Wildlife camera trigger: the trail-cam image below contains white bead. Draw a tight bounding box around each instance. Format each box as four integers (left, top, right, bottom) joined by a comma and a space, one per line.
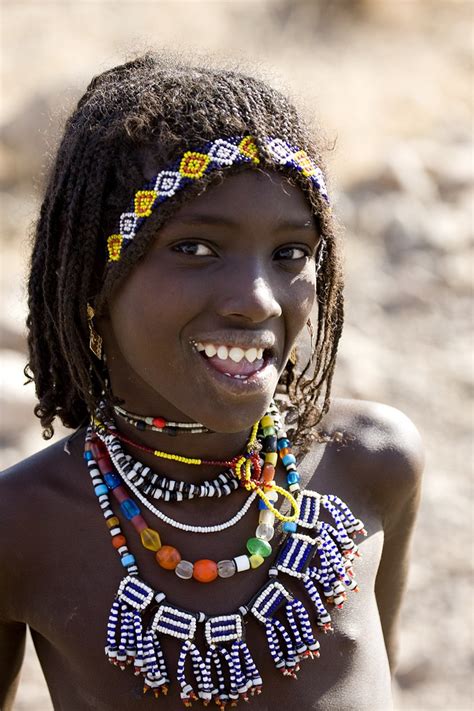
255, 523, 274, 541
233, 555, 251, 572
259, 509, 275, 525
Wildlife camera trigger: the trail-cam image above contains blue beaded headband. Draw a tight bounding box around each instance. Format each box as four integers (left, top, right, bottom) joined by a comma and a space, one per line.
107, 135, 329, 263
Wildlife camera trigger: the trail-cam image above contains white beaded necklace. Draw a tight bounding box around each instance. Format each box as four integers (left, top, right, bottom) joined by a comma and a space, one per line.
98, 429, 259, 533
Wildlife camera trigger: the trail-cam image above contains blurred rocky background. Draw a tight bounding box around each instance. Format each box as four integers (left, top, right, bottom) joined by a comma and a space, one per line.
0, 1, 472, 709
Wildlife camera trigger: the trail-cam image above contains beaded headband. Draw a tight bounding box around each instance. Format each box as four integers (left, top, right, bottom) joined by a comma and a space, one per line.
106, 135, 329, 263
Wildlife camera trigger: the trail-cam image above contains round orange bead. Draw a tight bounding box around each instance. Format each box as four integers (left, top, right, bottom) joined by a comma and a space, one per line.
112, 535, 126, 549
263, 463, 275, 484
192, 559, 218, 583
155, 545, 181, 570
279, 447, 290, 458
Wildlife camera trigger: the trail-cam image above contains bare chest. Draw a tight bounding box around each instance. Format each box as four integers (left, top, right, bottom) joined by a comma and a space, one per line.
22, 462, 391, 711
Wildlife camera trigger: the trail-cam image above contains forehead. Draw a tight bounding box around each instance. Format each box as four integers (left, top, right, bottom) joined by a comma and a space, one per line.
167, 170, 315, 228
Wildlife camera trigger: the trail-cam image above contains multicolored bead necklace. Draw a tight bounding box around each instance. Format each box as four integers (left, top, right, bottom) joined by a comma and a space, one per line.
89, 408, 300, 580
85, 403, 366, 707
113, 403, 210, 435
92, 409, 261, 501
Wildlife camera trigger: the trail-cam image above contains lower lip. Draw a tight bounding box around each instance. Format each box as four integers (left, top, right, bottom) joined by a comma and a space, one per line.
195, 351, 278, 396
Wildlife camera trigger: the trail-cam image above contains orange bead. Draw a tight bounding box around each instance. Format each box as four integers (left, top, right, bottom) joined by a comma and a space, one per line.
263, 463, 275, 484
155, 545, 181, 570
193, 559, 218, 583
279, 448, 290, 458
112, 535, 126, 549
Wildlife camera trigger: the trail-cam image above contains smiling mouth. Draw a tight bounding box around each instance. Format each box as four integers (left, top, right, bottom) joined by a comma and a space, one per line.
193, 341, 272, 380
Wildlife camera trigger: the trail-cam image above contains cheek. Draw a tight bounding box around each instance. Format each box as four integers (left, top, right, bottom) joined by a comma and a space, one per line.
287, 269, 317, 328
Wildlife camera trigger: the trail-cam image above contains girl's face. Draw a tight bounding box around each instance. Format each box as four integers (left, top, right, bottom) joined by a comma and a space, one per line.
100, 170, 320, 432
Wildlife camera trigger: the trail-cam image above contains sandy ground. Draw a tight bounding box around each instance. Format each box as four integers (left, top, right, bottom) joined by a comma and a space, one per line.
1, 2, 472, 710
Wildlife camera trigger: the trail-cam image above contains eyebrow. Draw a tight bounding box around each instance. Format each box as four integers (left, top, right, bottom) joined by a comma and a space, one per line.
171, 214, 316, 230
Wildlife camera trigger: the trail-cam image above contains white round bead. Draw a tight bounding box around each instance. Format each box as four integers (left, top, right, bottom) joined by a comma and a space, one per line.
233, 555, 251, 572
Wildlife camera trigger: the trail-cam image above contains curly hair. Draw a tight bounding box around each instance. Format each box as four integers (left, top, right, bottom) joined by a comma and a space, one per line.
25, 52, 344, 449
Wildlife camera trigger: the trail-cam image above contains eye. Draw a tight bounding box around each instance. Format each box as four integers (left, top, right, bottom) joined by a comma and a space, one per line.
171, 241, 216, 257
274, 246, 311, 261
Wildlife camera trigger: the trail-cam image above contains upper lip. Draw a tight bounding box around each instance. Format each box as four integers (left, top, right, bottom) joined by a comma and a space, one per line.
190, 331, 277, 352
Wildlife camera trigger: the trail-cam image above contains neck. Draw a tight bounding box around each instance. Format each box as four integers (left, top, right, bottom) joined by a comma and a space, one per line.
108, 414, 256, 485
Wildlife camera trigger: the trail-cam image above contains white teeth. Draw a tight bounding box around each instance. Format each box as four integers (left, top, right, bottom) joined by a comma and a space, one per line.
229, 347, 245, 363
197, 342, 267, 362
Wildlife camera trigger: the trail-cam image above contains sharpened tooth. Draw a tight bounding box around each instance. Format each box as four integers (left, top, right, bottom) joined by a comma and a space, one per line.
217, 345, 229, 360
204, 344, 217, 357
256, 348, 264, 360
245, 348, 258, 363
229, 347, 245, 363
196, 342, 205, 352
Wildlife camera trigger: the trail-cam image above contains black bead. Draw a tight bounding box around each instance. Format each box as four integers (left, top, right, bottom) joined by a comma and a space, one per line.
263, 435, 277, 452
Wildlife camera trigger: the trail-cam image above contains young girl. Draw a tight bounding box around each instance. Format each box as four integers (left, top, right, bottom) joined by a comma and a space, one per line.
0, 54, 423, 710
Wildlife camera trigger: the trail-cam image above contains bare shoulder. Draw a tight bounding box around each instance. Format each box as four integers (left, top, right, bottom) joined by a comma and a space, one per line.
0, 432, 85, 617
312, 398, 424, 524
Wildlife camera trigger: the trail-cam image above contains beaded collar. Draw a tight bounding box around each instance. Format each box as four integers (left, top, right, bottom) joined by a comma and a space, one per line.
106, 135, 329, 263
85, 406, 365, 707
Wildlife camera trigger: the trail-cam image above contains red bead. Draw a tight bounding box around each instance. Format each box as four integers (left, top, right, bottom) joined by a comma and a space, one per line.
155, 545, 181, 570
263, 463, 275, 484
152, 417, 167, 429
112, 535, 126, 549
130, 514, 148, 532
112, 485, 129, 503
193, 559, 218, 583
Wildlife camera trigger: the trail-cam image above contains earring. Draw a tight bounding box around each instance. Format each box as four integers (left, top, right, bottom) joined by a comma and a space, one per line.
87, 303, 103, 359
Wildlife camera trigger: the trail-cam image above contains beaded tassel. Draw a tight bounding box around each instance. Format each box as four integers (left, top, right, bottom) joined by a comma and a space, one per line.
177, 640, 212, 706
250, 581, 320, 678
203, 615, 262, 706
105, 576, 155, 671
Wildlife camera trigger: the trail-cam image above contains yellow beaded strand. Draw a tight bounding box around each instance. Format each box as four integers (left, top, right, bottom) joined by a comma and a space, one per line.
152, 450, 202, 465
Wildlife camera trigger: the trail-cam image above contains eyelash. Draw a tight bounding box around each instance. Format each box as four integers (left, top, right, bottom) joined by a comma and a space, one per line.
171, 241, 312, 261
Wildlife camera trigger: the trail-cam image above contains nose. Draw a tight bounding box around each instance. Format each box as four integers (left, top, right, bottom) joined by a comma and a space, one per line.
216, 273, 282, 323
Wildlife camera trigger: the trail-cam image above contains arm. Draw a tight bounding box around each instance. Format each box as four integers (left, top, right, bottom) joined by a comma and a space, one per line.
0, 467, 28, 708
372, 406, 424, 673
0, 619, 26, 710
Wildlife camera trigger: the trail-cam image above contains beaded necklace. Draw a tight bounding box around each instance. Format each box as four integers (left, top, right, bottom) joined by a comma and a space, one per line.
113, 404, 210, 435
93, 410, 260, 501
85, 407, 366, 706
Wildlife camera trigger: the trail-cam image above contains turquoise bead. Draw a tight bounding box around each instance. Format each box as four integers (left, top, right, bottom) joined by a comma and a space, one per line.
121, 499, 140, 520
277, 438, 290, 450
94, 484, 108, 496
282, 522, 297, 533
246, 537, 272, 558
84, 451, 93, 461
282, 453, 296, 467
286, 471, 300, 485
121, 554, 136, 568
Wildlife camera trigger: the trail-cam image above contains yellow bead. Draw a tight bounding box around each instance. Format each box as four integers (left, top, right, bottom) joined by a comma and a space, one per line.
260, 415, 274, 428
140, 527, 162, 551
106, 516, 119, 529
249, 554, 264, 569
264, 452, 278, 466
